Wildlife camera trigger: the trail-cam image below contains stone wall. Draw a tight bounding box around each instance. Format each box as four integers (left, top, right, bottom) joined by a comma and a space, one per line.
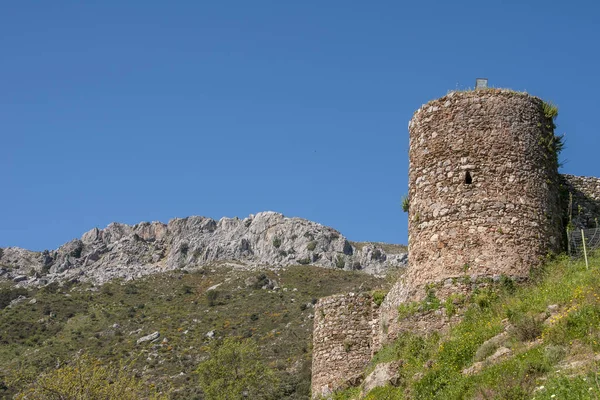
562, 174, 600, 230
311, 293, 379, 399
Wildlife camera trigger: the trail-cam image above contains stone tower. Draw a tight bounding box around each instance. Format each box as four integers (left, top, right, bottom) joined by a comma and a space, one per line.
392, 89, 563, 305
311, 90, 600, 397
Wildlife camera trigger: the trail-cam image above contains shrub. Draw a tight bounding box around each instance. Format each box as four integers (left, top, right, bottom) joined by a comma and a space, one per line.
179, 242, 189, 256
70, 245, 83, 259
207, 290, 220, 307
372, 290, 387, 307
297, 258, 310, 265
196, 337, 278, 400
423, 288, 441, 311
371, 249, 383, 261
513, 314, 542, 342
0, 287, 28, 309
272, 237, 282, 248
444, 300, 456, 317
397, 302, 420, 319
13, 353, 167, 400
252, 274, 270, 290
335, 255, 345, 269
500, 274, 516, 294
401, 195, 409, 213
306, 241, 317, 251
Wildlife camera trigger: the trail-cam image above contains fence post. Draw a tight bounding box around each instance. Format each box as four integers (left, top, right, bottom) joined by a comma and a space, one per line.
581, 229, 589, 270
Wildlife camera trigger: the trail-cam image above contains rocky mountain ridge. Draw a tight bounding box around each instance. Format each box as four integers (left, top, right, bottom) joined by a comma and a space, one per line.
0, 211, 407, 286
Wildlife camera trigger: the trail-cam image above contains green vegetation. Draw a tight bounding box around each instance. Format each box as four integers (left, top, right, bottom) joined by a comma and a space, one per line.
401, 195, 409, 213
0, 285, 28, 309
10, 353, 166, 400
333, 253, 600, 399
542, 101, 559, 120
372, 290, 387, 307
0, 265, 385, 399
540, 100, 565, 170
396, 287, 443, 319
272, 237, 282, 248
307, 241, 317, 251
196, 337, 278, 400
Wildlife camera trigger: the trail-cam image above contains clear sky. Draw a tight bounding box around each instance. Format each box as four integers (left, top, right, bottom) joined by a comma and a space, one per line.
1, 1, 599, 251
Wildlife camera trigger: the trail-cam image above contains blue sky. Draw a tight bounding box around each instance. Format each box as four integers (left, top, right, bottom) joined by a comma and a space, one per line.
1, 1, 598, 251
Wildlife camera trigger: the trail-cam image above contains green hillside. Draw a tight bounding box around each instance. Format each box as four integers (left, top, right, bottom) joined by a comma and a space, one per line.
334, 253, 600, 400
0, 265, 387, 399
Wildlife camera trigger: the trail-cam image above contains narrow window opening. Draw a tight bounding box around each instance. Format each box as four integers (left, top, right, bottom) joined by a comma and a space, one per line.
465, 171, 472, 184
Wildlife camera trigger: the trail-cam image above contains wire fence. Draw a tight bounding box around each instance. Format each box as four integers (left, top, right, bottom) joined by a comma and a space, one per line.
568, 227, 600, 261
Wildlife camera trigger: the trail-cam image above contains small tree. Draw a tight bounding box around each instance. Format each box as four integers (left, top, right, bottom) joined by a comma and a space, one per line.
196, 337, 278, 400
13, 353, 167, 399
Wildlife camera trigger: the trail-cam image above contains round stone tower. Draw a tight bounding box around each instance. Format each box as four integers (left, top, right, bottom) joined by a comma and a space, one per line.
402, 89, 563, 301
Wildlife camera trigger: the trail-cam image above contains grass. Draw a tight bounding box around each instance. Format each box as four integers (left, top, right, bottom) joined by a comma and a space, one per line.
332, 252, 600, 399
0, 265, 386, 400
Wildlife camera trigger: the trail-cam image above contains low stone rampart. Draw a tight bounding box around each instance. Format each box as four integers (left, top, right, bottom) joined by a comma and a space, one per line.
562, 174, 600, 229
311, 293, 379, 398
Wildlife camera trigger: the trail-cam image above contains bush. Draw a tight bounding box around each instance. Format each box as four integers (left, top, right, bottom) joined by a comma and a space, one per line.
179, 242, 189, 256
398, 301, 421, 319
196, 337, 278, 400
401, 195, 409, 213
371, 249, 383, 261
13, 353, 167, 400
0, 287, 29, 309
306, 241, 317, 251
513, 314, 542, 342
207, 290, 220, 307
272, 237, 282, 248
251, 274, 271, 290
69, 243, 83, 259
335, 255, 345, 269
372, 290, 387, 307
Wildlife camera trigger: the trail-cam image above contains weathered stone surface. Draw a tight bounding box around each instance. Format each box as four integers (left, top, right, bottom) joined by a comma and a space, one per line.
562, 174, 600, 230
463, 346, 512, 375
311, 293, 380, 398
137, 331, 160, 344
0, 212, 407, 286
362, 361, 402, 394
401, 90, 563, 302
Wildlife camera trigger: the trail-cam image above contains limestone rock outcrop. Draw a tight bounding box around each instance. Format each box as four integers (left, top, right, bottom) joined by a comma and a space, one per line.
0, 211, 407, 286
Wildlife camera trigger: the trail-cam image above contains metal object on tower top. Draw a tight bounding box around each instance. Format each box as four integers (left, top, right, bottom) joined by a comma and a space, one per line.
475, 78, 488, 90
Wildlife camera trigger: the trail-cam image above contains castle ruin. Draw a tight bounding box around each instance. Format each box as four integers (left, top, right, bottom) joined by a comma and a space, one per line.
311, 89, 600, 398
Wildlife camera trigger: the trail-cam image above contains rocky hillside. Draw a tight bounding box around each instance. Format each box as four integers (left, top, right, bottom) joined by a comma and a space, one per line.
0, 211, 407, 286
0, 264, 388, 399
332, 253, 600, 399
